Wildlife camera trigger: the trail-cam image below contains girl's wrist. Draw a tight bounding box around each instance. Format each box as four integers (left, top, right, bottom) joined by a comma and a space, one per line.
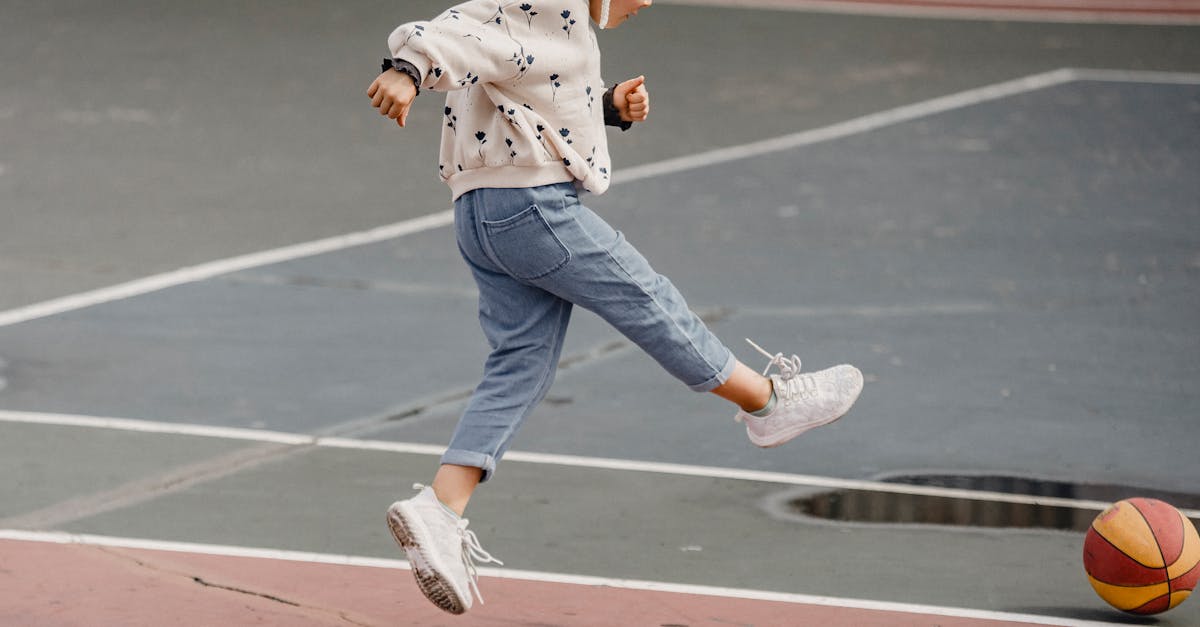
381, 58, 422, 95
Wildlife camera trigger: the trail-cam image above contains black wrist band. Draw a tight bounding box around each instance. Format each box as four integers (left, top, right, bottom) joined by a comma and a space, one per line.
602, 85, 632, 131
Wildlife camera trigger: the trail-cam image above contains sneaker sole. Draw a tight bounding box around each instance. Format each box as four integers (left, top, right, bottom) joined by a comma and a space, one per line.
386, 503, 469, 615
747, 410, 846, 448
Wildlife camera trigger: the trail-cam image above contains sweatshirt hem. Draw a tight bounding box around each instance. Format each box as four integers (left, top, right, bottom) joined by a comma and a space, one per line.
447, 164, 575, 200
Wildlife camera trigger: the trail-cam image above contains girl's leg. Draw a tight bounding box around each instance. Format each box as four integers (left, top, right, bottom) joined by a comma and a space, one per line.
524, 193, 862, 447
712, 360, 773, 412
528, 186, 741, 395
436, 185, 575, 512
385, 188, 569, 616
516, 190, 783, 416
431, 464, 483, 516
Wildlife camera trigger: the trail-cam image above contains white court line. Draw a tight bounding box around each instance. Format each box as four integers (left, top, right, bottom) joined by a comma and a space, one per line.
0, 529, 1125, 626
0, 409, 313, 445
615, 67, 1076, 183
4, 66, 1185, 329
6, 409, 1198, 519
656, 0, 1200, 25
0, 68, 1194, 329
1070, 68, 1200, 85
0, 211, 455, 328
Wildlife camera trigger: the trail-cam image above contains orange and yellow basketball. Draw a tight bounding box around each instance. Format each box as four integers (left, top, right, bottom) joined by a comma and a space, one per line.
1083, 498, 1200, 615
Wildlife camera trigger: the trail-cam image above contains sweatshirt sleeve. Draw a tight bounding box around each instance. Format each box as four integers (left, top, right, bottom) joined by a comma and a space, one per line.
387, 1, 526, 93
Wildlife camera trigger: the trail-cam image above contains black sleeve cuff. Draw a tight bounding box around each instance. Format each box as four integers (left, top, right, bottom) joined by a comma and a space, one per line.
603, 85, 632, 131
381, 58, 422, 95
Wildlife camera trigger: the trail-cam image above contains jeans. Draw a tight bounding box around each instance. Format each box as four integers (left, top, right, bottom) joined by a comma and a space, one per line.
443, 182, 736, 481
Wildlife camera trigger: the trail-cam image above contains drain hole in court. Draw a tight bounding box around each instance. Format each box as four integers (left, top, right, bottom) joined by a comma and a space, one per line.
789, 475, 1200, 532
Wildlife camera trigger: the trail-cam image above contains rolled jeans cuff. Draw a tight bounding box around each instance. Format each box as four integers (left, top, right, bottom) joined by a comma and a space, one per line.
688, 349, 738, 393
440, 448, 498, 483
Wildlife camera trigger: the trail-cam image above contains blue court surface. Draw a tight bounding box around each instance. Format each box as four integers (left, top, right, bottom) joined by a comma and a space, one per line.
2, 3, 1200, 625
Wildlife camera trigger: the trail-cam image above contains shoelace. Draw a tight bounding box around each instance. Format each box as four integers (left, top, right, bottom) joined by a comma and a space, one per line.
458, 520, 503, 604
745, 338, 818, 403
411, 484, 504, 605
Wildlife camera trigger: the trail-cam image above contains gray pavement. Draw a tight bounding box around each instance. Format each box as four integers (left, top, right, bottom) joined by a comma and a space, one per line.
0, 421, 252, 518
3, 2, 1200, 309
2, 2, 1200, 625
4, 79, 1196, 488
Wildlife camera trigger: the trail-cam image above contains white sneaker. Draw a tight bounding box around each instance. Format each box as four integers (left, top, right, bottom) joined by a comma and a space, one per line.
386, 484, 503, 614
735, 339, 864, 448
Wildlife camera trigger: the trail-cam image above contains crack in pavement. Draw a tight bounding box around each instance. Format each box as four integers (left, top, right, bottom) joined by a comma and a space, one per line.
93, 545, 378, 627
191, 575, 303, 607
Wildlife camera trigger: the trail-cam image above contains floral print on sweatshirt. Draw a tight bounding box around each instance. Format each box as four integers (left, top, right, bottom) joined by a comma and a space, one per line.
387, 0, 617, 200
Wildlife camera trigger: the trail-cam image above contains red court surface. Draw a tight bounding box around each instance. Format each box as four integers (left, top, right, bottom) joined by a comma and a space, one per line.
1, 538, 1061, 627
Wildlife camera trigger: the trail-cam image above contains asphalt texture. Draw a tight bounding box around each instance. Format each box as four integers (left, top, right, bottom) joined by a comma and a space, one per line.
3, 1, 1200, 308
2, 1, 1200, 625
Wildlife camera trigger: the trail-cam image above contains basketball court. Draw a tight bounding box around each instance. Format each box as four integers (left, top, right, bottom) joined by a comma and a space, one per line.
2, 1, 1199, 625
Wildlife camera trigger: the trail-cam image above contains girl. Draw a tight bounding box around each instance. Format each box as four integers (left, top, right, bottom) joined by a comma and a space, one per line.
367, 0, 863, 614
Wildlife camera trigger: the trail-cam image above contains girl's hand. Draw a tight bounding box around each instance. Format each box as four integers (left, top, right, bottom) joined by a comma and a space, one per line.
613, 75, 649, 123
367, 70, 418, 127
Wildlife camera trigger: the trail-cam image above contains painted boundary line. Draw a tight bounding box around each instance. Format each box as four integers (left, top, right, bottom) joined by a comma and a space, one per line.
615, 68, 1200, 183
656, 0, 1200, 25
0, 213, 456, 328
1071, 68, 1200, 84
5, 409, 1198, 519
2, 68, 1198, 330
0, 529, 1125, 626
614, 67, 1076, 182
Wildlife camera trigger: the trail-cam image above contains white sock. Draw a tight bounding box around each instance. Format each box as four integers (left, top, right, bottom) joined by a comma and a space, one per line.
438, 501, 460, 519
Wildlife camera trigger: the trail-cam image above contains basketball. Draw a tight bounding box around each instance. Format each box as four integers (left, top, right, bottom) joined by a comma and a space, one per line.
1083, 498, 1200, 614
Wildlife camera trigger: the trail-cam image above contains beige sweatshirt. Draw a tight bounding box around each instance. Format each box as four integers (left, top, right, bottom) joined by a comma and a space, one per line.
388, 0, 614, 200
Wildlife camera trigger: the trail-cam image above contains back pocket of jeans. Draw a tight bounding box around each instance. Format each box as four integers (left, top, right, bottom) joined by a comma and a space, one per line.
481, 204, 571, 281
